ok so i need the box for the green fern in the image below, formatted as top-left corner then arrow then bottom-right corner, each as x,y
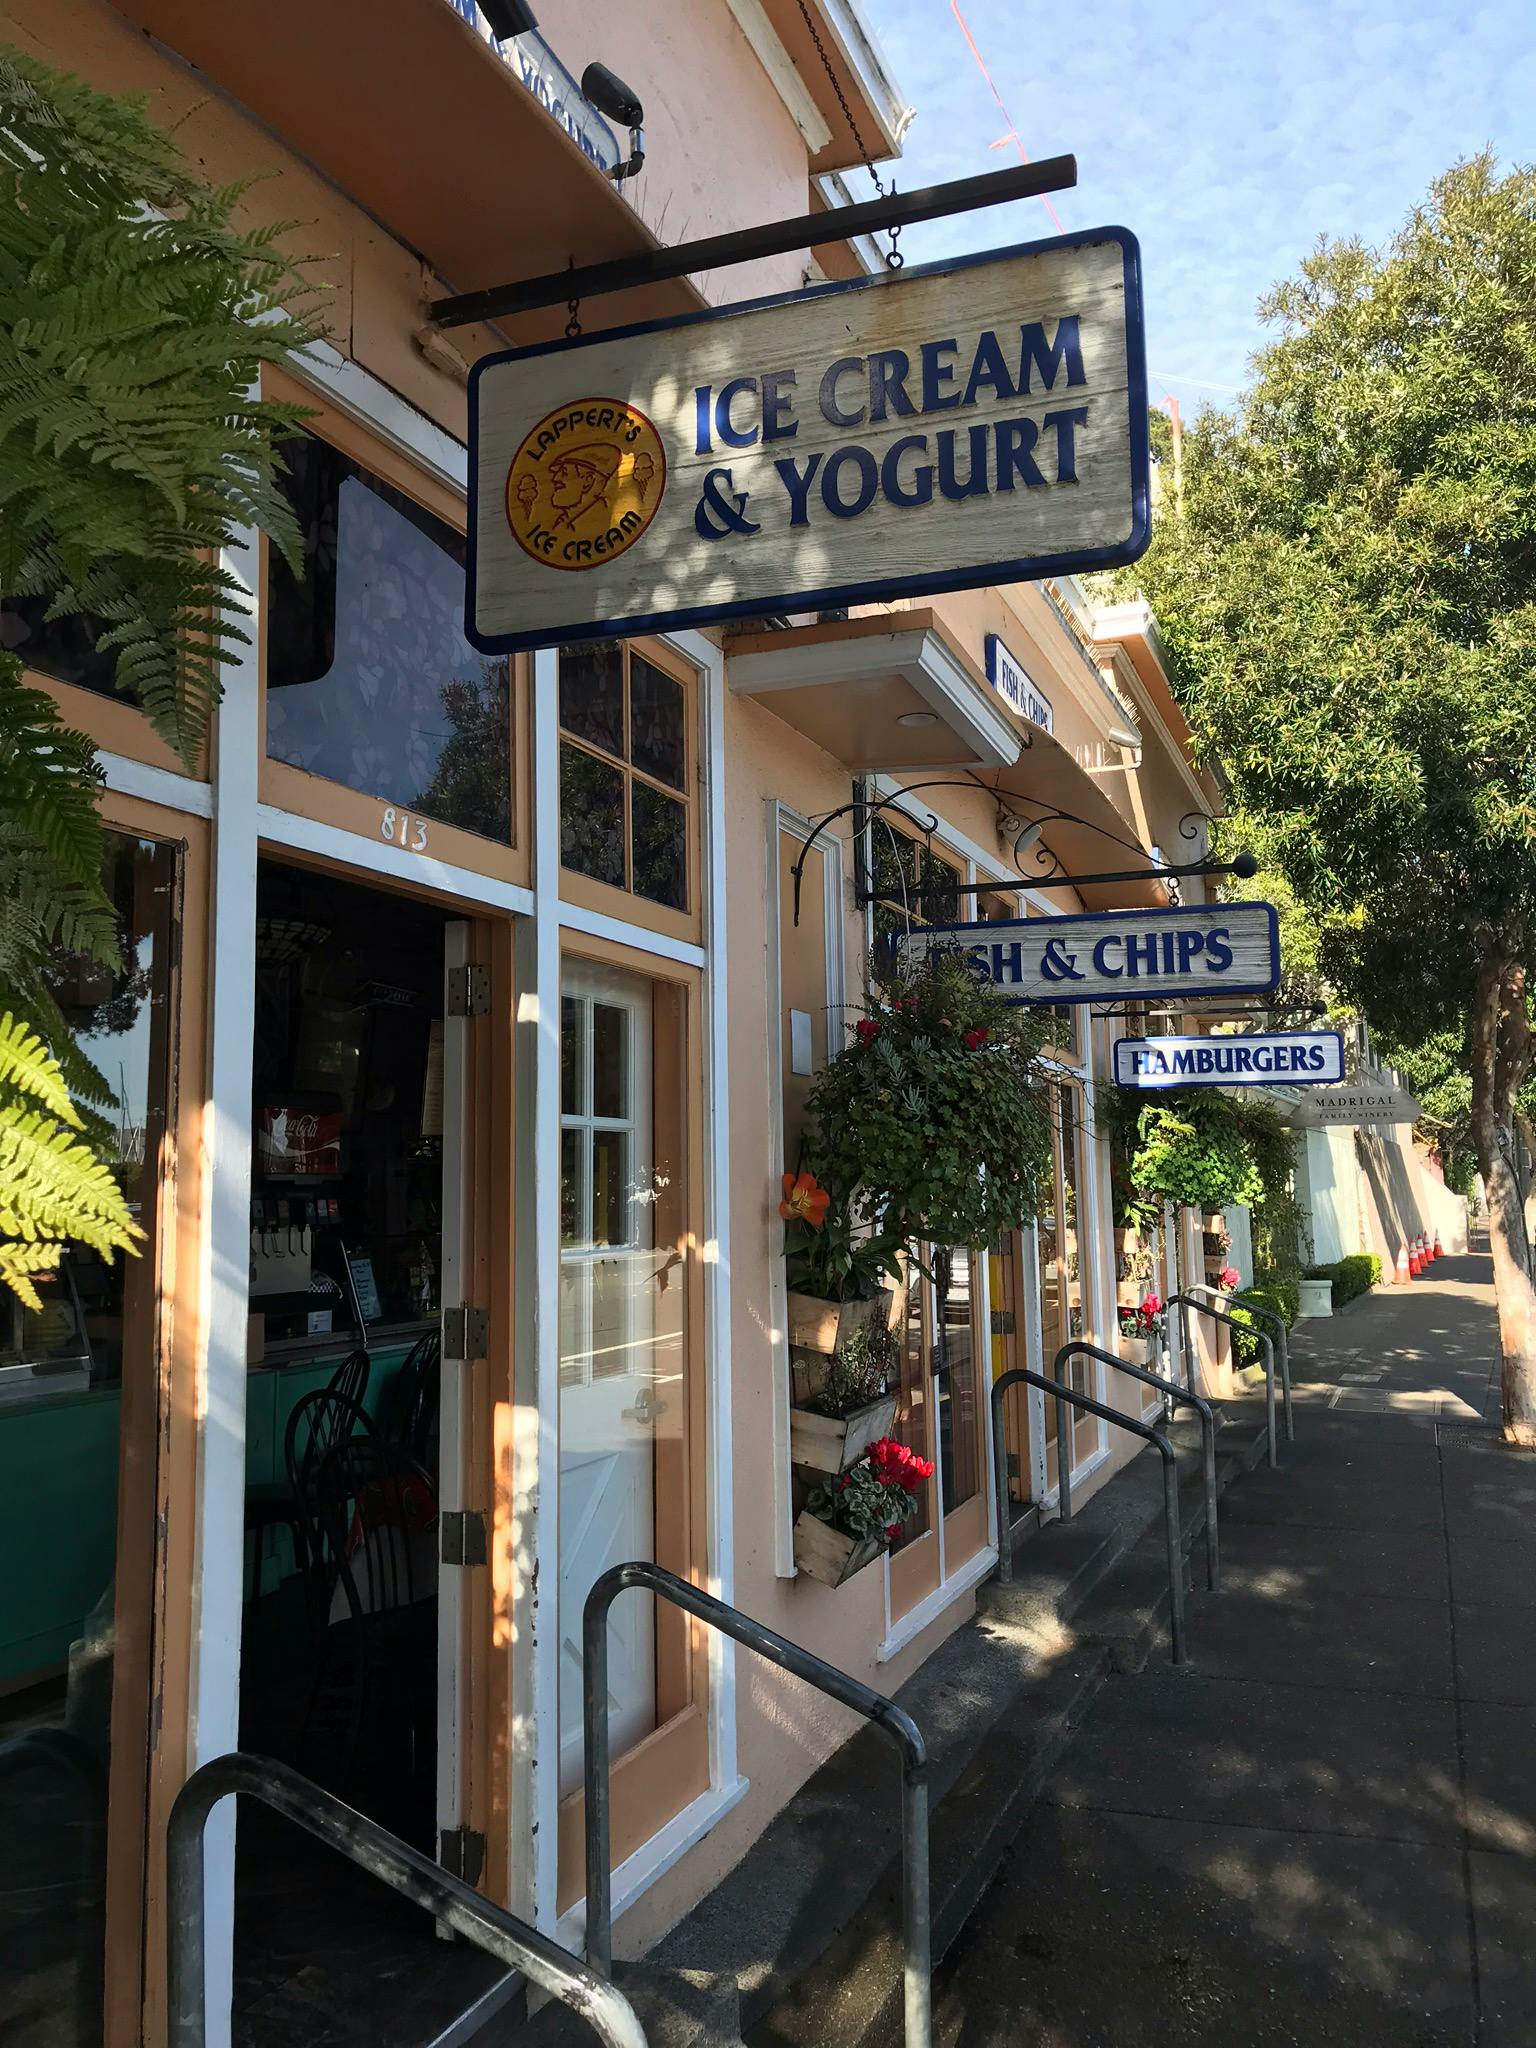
0,46 -> 323,765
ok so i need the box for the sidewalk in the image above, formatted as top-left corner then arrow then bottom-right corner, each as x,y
933,1253 -> 1535,2047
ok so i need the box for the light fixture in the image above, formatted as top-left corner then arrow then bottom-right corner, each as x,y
1013,819 -> 1044,854
896,710 -> 940,729
478,0 -> 538,39
581,61 -> 646,182
1106,724 -> 1141,748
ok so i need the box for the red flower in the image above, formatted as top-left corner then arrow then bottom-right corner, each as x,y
867,1437 -> 935,1493
1141,1293 -> 1163,1318
1218,1265 -> 1241,1293
885,1522 -> 902,1540
780,1170 -> 831,1226
855,1018 -> 881,1046
963,1026 -> 989,1050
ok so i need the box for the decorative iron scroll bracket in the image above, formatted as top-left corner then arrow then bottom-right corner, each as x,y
790,780 -> 1258,928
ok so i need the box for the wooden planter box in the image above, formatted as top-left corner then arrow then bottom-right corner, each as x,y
786,1289 -> 888,1356
792,1512 -> 886,1587
789,1391 -> 899,1477
1116,1334 -> 1154,1371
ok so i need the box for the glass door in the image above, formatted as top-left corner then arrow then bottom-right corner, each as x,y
0,830 -> 179,2048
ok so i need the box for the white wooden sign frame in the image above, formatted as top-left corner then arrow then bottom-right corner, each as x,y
893,902 -> 1281,1006
466,228 -> 1149,653
1113,1030 -> 1346,1089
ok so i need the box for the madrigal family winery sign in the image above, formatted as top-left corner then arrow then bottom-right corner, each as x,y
893,903 -> 1280,1007
466,229 -> 1149,652
1113,1030 -> 1347,1089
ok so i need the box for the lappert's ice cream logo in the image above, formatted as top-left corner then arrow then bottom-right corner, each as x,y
506,398 -> 665,572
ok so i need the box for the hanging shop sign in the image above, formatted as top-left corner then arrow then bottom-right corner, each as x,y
1284,1080 -> 1423,1128
984,634 -> 1054,733
466,228 -> 1149,653
893,901 -> 1279,1006
1113,1030 -> 1346,1090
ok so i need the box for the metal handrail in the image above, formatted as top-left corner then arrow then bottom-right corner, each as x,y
1167,1292 -> 1278,1470
1057,1342 -> 1220,1593
167,1752 -> 647,2048
584,1561 -> 930,2048
1185,1282 -> 1295,1443
990,1367 -> 1187,1665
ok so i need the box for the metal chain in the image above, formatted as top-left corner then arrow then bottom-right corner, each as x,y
794,0 -> 902,269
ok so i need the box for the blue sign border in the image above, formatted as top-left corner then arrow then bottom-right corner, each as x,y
464,226 -> 1151,655
895,900 -> 1282,1006
1112,1029 -> 1346,1089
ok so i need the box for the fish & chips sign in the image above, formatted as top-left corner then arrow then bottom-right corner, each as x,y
467,229 -> 1148,652
894,902 -> 1280,1006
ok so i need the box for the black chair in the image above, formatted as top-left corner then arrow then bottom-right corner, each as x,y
300,1435 -> 438,1838
383,1328 -> 440,1464
244,1349 -> 371,1607
284,1385 -> 377,1639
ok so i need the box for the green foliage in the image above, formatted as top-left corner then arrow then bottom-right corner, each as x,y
804,947 -> 1053,1248
1128,153 -> 1536,1142
1106,1088 -> 1265,1223
811,1315 -> 900,1421
783,1192 -> 903,1305
1227,1274 -> 1300,1366
0,47 -> 322,763
1307,1254 -> 1383,1307
0,52 -> 320,1304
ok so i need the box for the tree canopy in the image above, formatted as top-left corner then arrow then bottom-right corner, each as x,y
1131,154 -> 1536,1437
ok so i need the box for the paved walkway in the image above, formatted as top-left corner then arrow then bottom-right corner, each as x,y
934,1253 -> 1535,2047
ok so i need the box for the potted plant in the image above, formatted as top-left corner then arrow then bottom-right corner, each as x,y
1116,1292 -> 1166,1367
789,1313 -> 901,1476
802,948 -> 1052,1251
780,1170 -> 902,1356
793,1436 -> 935,1587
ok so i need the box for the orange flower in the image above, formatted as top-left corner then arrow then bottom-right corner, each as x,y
779,1170 -> 831,1227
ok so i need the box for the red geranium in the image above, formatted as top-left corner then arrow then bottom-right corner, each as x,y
855,1018 -> 881,1046
963,1026 -> 989,1051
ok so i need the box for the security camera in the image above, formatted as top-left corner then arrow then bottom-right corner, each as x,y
581,62 -> 644,128
581,62 -> 646,183
479,0 -> 538,39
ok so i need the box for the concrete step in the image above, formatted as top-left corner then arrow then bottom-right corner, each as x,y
508,1964 -> 743,2047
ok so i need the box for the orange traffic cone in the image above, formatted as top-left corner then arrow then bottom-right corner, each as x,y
1410,1237 -> 1423,1276
1433,1230 -> 1443,1261
1396,1241 -> 1412,1284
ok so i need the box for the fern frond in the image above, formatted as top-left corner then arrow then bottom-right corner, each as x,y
0,1010 -> 79,1124
0,1237 -> 65,1312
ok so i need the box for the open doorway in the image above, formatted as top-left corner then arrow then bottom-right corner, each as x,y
235,861 -> 507,2042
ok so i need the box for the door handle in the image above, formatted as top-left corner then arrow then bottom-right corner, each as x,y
623,1385 -> 656,1424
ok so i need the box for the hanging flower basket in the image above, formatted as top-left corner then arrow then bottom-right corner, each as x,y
802,949 -> 1052,1248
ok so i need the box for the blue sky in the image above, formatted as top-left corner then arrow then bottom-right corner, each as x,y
860,0 -> 1536,416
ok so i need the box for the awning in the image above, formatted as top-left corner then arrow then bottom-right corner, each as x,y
726,610 -> 1022,774
108,0 -> 705,342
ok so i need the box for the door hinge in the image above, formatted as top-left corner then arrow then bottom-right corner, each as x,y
440,1510 -> 488,1567
439,1826 -> 486,1884
446,962 -> 491,1017
442,1304 -> 489,1361
990,1308 -> 1016,1335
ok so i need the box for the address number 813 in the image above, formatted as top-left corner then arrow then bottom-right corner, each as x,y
380,806 -> 429,852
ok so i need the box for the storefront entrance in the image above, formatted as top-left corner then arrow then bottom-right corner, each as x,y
238,860 -> 454,1846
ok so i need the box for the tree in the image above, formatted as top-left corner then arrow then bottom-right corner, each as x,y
1132,155 -> 1536,1443
0,51 -> 317,1304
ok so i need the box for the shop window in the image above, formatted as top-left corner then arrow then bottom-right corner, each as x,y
265,433 -> 512,843
1,831 -> 177,2044
869,820 -> 961,945
1,592 -> 121,701
558,643 -> 691,912
557,959 -> 694,1797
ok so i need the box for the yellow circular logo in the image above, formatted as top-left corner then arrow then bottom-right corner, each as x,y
505,398 -> 666,572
